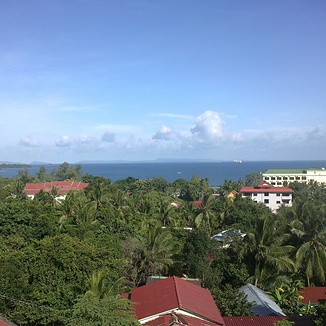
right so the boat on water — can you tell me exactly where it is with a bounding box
[233,160,242,163]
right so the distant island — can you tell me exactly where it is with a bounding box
[0,163,30,169]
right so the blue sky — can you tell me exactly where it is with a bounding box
[1,0,326,163]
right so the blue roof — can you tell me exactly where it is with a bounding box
[239,284,286,316]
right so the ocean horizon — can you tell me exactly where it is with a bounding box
[1,160,326,186]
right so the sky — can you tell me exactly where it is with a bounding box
[1,0,326,163]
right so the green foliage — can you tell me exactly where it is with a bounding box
[269,277,315,315]
[67,295,140,326]
[314,299,326,326]
[244,214,296,289]
[273,320,294,326]
[122,225,180,287]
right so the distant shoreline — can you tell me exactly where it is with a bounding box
[0,163,30,169]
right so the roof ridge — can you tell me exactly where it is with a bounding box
[173,276,183,309]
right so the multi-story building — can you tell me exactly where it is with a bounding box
[240,181,294,212]
[262,168,326,186]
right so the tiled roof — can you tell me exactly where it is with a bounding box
[193,200,203,207]
[240,181,293,194]
[23,181,88,195]
[0,316,17,326]
[224,316,316,326]
[299,287,326,304]
[145,314,221,326]
[125,276,224,325]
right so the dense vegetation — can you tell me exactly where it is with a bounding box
[0,163,326,325]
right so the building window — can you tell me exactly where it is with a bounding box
[296,177,300,180]
[276,193,280,196]
[264,193,269,196]
[277,177,282,180]
[302,176,307,180]
[282,199,290,204]
[271,177,275,180]
[277,182,282,185]
[282,193,290,196]
[290,177,294,180]
[283,177,288,180]
[253,193,257,196]
[264,199,269,204]
[265,177,269,180]
[276,201,281,204]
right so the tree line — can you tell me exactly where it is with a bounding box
[0,163,326,325]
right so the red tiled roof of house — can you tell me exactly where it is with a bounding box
[0,317,17,326]
[224,316,315,326]
[23,181,88,195]
[125,276,224,325]
[299,287,326,304]
[240,181,293,194]
[145,314,223,326]
[193,200,203,207]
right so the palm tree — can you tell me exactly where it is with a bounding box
[194,195,217,234]
[122,224,180,287]
[85,271,124,299]
[290,202,326,286]
[245,214,296,288]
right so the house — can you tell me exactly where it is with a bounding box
[23,181,89,200]
[223,316,316,326]
[239,284,286,316]
[299,287,326,305]
[0,316,18,326]
[240,181,294,212]
[262,168,326,186]
[122,276,225,326]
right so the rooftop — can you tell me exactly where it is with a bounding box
[299,287,326,304]
[123,276,224,325]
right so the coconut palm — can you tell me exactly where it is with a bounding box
[122,224,180,287]
[245,214,296,288]
[290,202,326,286]
[194,195,217,234]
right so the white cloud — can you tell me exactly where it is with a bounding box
[152,125,175,141]
[102,130,116,143]
[19,137,40,148]
[55,136,73,148]
[190,111,224,144]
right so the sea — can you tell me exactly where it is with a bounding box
[1,161,326,186]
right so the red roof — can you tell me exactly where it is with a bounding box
[299,287,326,304]
[194,200,203,207]
[240,181,293,194]
[145,314,223,326]
[125,276,224,325]
[224,316,315,326]
[0,317,17,326]
[23,181,88,195]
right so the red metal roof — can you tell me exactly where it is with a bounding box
[145,314,223,326]
[23,181,88,195]
[127,276,224,325]
[224,316,315,326]
[193,200,203,207]
[299,287,326,304]
[0,322,10,326]
[240,181,293,194]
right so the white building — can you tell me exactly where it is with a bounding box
[240,181,294,212]
[262,168,326,186]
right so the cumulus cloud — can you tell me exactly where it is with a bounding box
[190,111,224,143]
[102,130,116,143]
[55,136,73,148]
[152,125,175,141]
[19,137,40,148]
